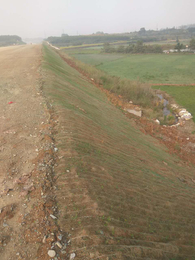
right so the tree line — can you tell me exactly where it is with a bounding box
[103,41,163,54]
[0,35,24,47]
[47,35,130,47]
[46,26,195,48]
[103,38,195,54]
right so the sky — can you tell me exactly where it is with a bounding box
[0,0,194,39]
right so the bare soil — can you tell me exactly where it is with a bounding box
[0,45,67,260]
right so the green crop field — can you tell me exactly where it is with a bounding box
[42,44,195,259]
[72,53,195,85]
[72,53,124,66]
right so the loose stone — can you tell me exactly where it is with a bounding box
[48,250,56,258]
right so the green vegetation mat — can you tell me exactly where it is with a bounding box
[72,53,195,84]
[42,44,195,259]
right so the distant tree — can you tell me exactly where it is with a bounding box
[126,44,134,53]
[175,41,185,51]
[96,31,104,35]
[146,45,163,53]
[133,40,144,53]
[189,38,195,49]
[139,28,146,34]
[117,45,125,53]
[103,43,114,53]
[188,28,195,33]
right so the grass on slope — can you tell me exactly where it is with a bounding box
[59,51,156,109]
[153,85,195,122]
[42,44,195,260]
[72,53,195,85]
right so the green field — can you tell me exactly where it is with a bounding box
[153,85,195,120]
[72,53,124,66]
[72,53,195,84]
[43,45,195,259]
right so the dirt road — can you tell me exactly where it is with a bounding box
[0,45,59,260]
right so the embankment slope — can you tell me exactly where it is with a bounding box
[42,45,195,260]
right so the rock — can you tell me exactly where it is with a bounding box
[23,183,34,191]
[70,253,76,260]
[124,108,142,117]
[171,104,179,109]
[54,148,58,152]
[179,109,193,120]
[56,241,62,248]
[155,119,160,124]
[57,234,63,241]
[50,214,57,219]
[42,236,46,243]
[19,190,28,197]
[48,250,56,258]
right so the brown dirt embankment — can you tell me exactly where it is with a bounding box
[0,45,66,260]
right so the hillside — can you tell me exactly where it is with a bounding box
[42,44,195,260]
[46,26,195,47]
[0,35,25,47]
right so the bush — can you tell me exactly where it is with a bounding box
[102,41,163,54]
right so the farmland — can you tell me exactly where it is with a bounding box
[70,52,195,85]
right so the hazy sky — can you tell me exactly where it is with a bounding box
[0,0,194,39]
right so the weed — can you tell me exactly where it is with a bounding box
[174,143,181,151]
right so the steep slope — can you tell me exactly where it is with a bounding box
[42,44,195,260]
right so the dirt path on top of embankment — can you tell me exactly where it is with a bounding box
[0,45,66,260]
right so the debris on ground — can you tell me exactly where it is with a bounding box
[70,252,76,260]
[124,108,142,117]
[178,108,193,120]
[48,250,56,257]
